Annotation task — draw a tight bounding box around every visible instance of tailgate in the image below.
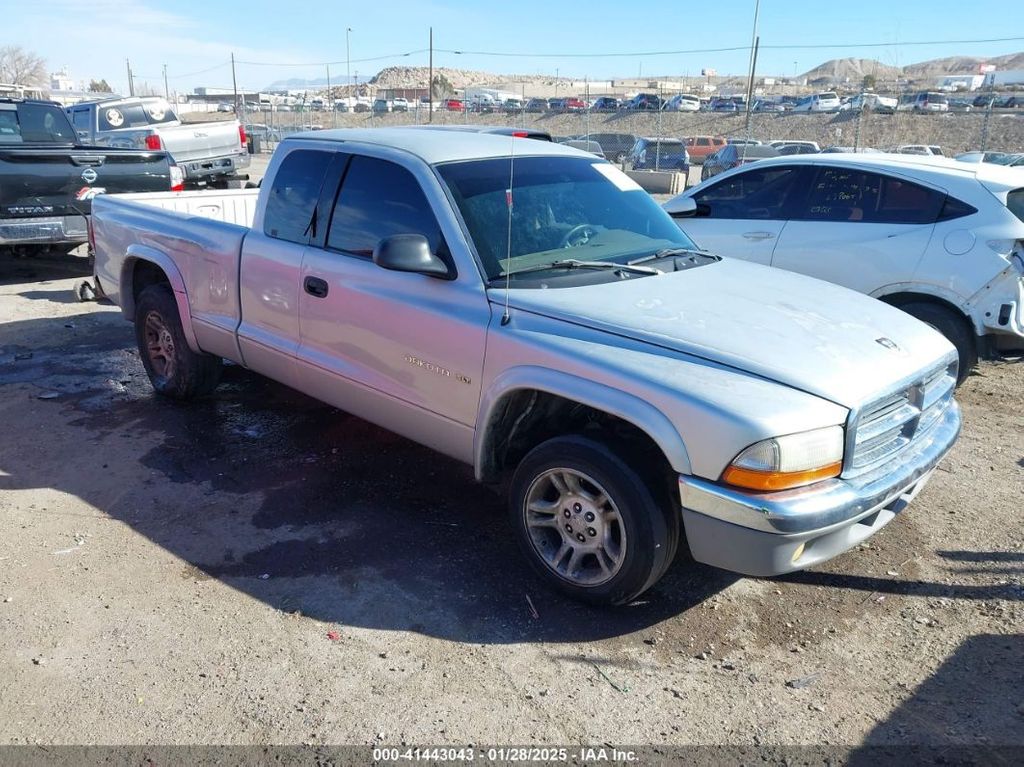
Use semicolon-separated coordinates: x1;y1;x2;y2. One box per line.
158;121;241;163
0;149;171;217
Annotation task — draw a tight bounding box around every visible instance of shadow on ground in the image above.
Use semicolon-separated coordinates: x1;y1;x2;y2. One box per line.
846;633;1024;763
0;248;91;287
0;310;738;644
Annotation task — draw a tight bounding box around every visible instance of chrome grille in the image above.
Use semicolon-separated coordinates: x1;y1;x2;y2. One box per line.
847;359;957;475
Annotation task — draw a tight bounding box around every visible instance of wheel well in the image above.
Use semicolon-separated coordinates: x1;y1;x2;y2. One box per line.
878;292;977;336
131;259;171;301
480;390;676;497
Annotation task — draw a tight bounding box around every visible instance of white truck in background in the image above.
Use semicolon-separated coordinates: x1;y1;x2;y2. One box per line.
67;97;250;187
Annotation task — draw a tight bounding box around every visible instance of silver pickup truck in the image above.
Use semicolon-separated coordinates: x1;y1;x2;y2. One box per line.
67;97;249;186
90;129;961;605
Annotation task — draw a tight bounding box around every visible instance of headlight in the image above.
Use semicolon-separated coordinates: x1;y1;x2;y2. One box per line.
721;425;844;491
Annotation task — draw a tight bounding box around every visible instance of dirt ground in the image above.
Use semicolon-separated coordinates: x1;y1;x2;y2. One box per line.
0;250;1021;754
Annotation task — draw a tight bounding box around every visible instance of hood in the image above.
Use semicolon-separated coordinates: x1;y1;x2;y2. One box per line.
495;259;955;408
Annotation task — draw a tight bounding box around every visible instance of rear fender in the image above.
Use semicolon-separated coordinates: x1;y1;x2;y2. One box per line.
120;244;202;354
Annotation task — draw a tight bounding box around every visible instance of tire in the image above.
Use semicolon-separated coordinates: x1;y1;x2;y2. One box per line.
134;284;222;399
508;435;679;606
899;301;977;384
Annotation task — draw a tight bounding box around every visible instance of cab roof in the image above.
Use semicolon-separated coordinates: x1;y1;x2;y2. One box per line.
286;127;589;164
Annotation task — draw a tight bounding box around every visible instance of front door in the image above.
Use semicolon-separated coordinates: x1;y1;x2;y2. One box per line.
682;164;806;266
296;153;489;459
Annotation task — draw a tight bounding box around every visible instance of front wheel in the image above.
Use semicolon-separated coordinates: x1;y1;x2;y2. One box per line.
509;436;679;605
135;284;222;399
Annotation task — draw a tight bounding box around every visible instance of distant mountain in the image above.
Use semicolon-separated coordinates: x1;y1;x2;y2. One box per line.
802;58;901;84
802;51;1024;84
902;51;1024;77
263;51;1024;93
263;76;340;91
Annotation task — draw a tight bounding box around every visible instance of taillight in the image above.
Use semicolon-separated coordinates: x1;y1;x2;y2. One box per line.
145;134;162;151
512;131;528;138
169;165;184;192
238;124;247;148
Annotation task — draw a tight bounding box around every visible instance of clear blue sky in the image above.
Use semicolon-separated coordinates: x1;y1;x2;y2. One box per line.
9;0;1023;93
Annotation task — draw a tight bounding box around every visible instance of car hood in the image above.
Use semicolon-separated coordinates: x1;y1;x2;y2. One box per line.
494;259;955;409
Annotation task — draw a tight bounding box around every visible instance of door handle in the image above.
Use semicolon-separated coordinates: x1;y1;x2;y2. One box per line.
742;231;774;241
304;276;329;298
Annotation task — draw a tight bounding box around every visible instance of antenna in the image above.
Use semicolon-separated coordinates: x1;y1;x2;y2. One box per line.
500;132;516;326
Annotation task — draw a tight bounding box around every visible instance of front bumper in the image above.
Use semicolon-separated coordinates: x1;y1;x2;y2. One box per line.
0;215;88;246
178;151;251;181
678;401;961;576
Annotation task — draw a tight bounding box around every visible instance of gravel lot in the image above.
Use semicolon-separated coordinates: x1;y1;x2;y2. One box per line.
0;250;1021;753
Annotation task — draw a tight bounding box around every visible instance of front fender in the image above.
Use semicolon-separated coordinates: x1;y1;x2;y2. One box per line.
474;365;692;481
120;244;202;354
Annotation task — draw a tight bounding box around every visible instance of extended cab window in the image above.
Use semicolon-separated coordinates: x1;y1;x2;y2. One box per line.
799;167;943;224
263;149;332;244
694;166;801;220
326;156;442;257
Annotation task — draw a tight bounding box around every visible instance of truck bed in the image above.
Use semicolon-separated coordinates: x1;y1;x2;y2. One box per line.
91;189;257;359
108;188;259;227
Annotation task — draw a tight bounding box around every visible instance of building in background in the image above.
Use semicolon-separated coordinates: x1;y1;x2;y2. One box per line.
982;70;1024;87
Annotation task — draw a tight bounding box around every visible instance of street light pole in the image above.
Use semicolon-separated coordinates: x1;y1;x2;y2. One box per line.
346;28;352;103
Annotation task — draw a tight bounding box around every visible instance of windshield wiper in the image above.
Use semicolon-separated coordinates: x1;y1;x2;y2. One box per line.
628;247;709;265
495;259;662;280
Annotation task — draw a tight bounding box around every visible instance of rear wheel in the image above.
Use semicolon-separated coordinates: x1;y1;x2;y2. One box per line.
509;435;678;605
899;301;977;384
135;284;222;399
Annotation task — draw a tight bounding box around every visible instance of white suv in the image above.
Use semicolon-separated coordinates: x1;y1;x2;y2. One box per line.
793;92;841;112
664;94;701;112
665;154;1024;378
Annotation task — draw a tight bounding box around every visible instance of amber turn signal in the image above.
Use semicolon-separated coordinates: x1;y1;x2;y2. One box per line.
721;461;843;492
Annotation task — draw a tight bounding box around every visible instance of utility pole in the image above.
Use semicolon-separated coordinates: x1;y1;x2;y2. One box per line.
326;63;333;127
231;52;239;117
744;36;760;140
745;0;761;137
126;58;135;97
162;64;169;101
428;26;433;123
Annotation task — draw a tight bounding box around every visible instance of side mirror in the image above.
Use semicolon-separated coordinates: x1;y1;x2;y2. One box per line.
664;196;698;218
372;234;451;279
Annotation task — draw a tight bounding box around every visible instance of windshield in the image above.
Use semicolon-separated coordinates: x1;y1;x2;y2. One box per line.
437;156;697;282
0;103;77;144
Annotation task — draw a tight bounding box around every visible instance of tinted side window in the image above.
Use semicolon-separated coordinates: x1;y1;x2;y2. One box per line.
696;138;710;146
798;168;943;224
72;110;90;130
694;166;801;220
327;155;442;258
263;149;332;244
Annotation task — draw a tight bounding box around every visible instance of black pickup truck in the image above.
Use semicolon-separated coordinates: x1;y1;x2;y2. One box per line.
0;98;180;255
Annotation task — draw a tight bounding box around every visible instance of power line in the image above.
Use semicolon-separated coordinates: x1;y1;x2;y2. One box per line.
236;49;429;67
137;34;1024;78
435;35;1024;59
